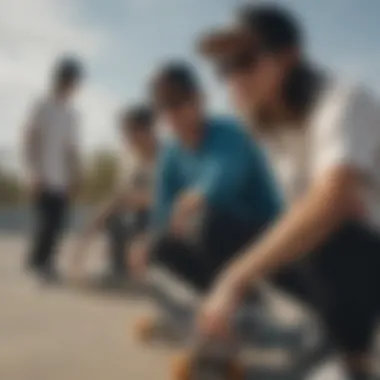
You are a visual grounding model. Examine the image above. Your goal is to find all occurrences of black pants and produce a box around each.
[28,190,69,269]
[105,210,149,276]
[255,223,380,356]
[151,208,266,292]
[308,223,380,354]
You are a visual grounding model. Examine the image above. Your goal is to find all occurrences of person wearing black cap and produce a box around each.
[23,57,84,282]
[128,61,282,321]
[69,104,157,283]
[198,4,380,378]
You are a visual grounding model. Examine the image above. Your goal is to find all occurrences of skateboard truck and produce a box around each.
[171,334,245,380]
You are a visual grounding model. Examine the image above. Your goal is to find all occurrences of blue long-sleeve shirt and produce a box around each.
[152,117,282,229]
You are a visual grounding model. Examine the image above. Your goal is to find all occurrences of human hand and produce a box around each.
[170,191,204,237]
[128,238,150,280]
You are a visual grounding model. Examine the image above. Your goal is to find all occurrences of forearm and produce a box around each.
[83,194,122,237]
[176,190,205,214]
[24,129,40,178]
[128,190,153,211]
[68,148,82,188]
[222,183,353,293]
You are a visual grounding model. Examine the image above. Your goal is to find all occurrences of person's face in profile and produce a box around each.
[219,45,293,129]
[155,93,203,143]
[57,76,81,99]
[123,123,155,157]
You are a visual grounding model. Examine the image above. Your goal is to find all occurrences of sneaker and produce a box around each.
[34,265,61,285]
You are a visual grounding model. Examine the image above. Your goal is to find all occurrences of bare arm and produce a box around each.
[69,186,129,278]
[23,105,42,181]
[67,112,83,198]
[218,166,363,294]
[68,144,82,197]
[81,190,126,238]
[128,189,153,211]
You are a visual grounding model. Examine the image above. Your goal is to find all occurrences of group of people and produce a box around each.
[23,4,380,379]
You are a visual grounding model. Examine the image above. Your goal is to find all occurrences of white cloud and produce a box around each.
[0,0,104,59]
[0,0,121,171]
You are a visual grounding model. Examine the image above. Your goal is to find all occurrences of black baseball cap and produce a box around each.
[198,4,302,59]
[150,61,200,108]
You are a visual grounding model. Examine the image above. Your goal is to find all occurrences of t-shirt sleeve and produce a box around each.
[312,84,380,178]
[24,100,45,174]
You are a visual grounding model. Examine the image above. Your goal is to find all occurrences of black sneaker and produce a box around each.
[34,265,61,285]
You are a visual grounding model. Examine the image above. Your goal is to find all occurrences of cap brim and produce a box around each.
[197,27,253,59]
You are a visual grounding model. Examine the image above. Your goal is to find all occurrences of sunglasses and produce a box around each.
[155,93,192,111]
[215,50,259,79]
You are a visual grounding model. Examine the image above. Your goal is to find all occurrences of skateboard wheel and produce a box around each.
[227,360,245,380]
[170,353,244,380]
[133,316,157,342]
[171,352,191,380]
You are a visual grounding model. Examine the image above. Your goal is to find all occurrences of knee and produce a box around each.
[324,304,376,360]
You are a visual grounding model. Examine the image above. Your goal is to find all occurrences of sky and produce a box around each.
[0,0,379,169]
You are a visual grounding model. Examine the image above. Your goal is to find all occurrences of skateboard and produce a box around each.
[133,279,330,377]
[170,338,245,380]
[133,281,193,343]
[133,314,184,343]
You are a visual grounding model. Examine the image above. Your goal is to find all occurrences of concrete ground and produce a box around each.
[0,234,374,380]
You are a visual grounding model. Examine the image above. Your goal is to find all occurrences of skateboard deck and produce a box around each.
[171,338,244,380]
[133,282,193,343]
[133,278,330,377]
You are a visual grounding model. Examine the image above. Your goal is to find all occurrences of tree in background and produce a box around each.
[79,149,120,205]
[0,166,25,206]
[0,149,120,206]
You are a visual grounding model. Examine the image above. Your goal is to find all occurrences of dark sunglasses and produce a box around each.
[215,50,259,79]
[155,94,192,111]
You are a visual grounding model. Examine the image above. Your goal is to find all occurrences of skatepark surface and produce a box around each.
[0,234,374,380]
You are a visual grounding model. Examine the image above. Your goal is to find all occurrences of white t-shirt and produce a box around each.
[28,96,80,191]
[116,154,156,196]
[263,80,380,232]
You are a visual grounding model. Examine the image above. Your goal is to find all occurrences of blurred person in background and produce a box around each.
[128,62,282,320]
[198,4,380,379]
[70,105,157,284]
[23,57,83,283]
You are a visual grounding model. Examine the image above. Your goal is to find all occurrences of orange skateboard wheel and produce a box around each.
[133,316,157,342]
[227,359,245,380]
[170,351,245,380]
[170,352,192,380]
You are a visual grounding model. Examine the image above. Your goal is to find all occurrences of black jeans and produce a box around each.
[105,210,149,276]
[308,223,380,354]
[256,222,380,355]
[28,190,69,269]
[151,208,265,292]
